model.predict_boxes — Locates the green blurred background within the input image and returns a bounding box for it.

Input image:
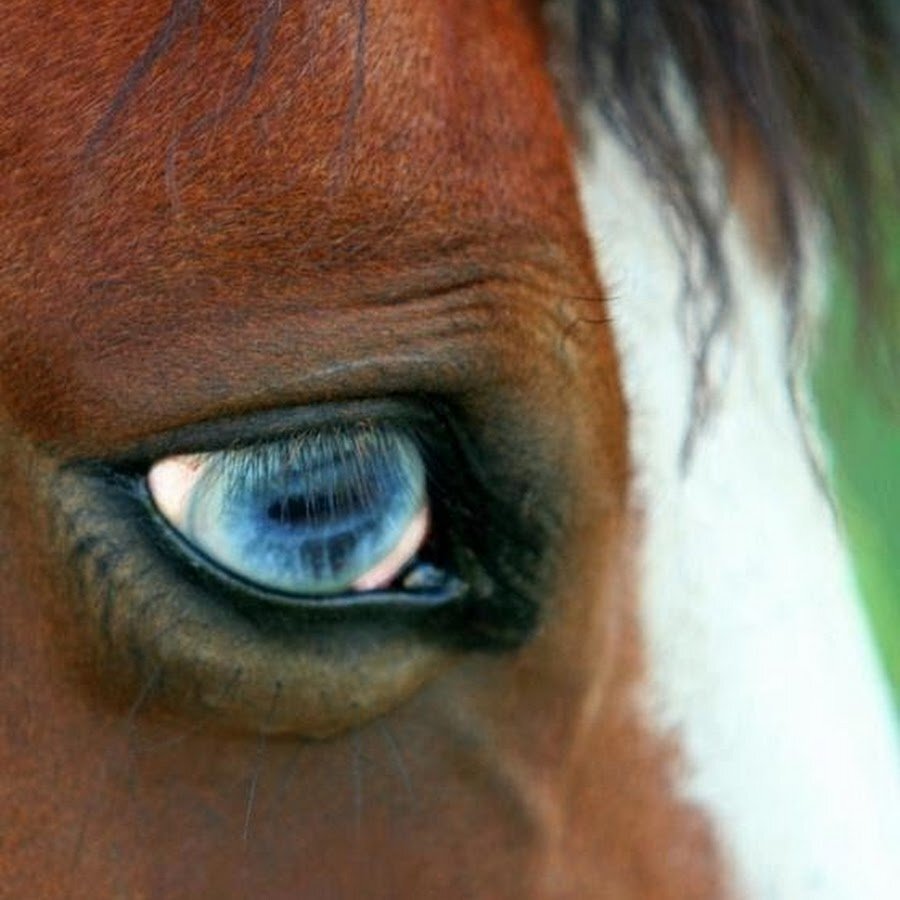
[815,237,900,708]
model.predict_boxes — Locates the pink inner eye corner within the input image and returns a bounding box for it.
[147,455,206,530]
[351,505,430,592]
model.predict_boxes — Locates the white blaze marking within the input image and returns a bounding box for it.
[575,112,900,899]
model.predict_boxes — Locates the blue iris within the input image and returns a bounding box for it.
[178,426,426,596]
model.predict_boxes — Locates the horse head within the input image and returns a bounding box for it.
[1,2,898,897]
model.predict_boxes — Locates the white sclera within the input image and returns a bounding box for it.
[147,455,205,530]
[351,505,430,591]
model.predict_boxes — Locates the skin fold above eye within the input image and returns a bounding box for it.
[147,425,431,598]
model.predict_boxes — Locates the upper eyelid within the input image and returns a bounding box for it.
[69,395,445,471]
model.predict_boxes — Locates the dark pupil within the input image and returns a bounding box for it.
[266,486,369,526]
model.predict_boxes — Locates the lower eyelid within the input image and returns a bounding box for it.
[46,464,459,735]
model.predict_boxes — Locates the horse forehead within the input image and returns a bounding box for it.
[4,0,580,255]
[0,0,596,448]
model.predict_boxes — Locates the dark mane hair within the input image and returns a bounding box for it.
[569,0,900,390]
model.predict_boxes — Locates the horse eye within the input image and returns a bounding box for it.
[147,424,433,601]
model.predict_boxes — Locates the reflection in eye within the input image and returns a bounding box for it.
[147,425,430,597]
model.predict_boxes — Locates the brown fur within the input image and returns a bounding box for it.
[0,2,733,896]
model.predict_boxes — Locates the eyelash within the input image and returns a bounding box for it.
[57,399,553,653]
